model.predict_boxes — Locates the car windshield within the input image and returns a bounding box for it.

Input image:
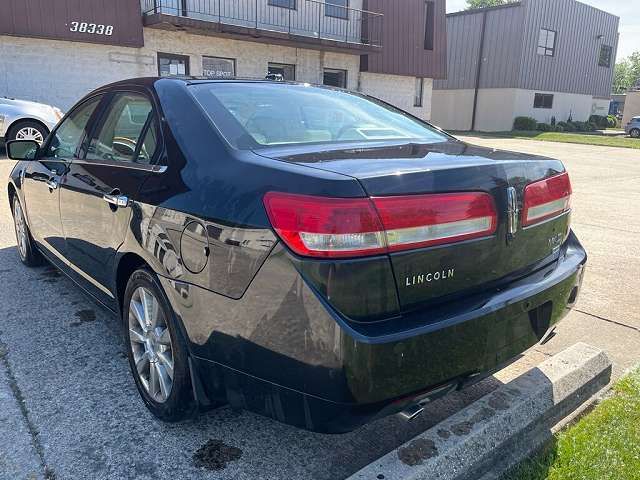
[190,82,448,149]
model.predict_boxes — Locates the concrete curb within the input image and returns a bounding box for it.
[348,343,612,480]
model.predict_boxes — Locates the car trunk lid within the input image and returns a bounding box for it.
[256,140,571,313]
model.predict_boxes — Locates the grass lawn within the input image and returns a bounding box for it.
[454,131,640,150]
[504,368,640,480]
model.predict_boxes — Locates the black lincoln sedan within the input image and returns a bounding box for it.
[5,78,586,433]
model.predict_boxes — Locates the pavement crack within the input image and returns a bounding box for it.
[0,337,56,480]
[574,309,640,334]
[533,349,553,357]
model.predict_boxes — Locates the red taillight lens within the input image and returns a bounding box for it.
[522,172,572,227]
[372,193,497,252]
[262,192,386,258]
[263,191,497,258]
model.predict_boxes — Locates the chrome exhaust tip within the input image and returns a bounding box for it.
[399,403,425,421]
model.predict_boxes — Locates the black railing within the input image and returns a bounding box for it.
[141,0,383,48]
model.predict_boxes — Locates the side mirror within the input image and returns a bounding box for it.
[6,140,40,161]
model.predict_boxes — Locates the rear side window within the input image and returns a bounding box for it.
[47,96,102,160]
[87,93,158,164]
[190,83,447,149]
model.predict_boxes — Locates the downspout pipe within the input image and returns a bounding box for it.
[470,10,487,131]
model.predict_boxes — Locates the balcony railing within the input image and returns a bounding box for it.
[141,0,383,48]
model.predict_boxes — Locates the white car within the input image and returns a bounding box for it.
[0,96,64,145]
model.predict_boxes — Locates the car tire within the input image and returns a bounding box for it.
[11,196,43,267]
[7,120,49,145]
[631,128,640,139]
[123,268,197,421]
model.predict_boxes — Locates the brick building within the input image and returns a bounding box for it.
[1,0,447,121]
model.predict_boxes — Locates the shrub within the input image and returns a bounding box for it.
[551,116,557,126]
[536,122,554,132]
[573,121,591,132]
[589,115,609,129]
[563,122,577,132]
[555,125,564,132]
[587,122,598,132]
[514,116,538,131]
[607,115,618,128]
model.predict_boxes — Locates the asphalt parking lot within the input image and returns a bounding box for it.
[1,138,639,480]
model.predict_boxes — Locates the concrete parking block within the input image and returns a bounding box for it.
[348,343,611,480]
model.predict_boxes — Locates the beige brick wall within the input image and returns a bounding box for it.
[0,30,360,110]
[359,72,433,121]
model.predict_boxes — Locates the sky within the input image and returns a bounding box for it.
[446,0,639,61]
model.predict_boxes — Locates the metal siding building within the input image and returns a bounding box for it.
[432,0,619,132]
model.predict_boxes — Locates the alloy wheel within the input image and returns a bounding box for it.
[15,126,44,144]
[128,286,174,403]
[631,129,640,139]
[13,199,28,259]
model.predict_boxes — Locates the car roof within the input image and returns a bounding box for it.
[98,76,313,89]
[83,76,350,104]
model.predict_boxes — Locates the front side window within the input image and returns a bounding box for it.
[326,0,348,19]
[534,93,554,109]
[599,45,612,68]
[190,83,448,149]
[268,0,296,9]
[268,63,296,81]
[87,93,158,164]
[47,96,102,160]
[158,52,190,76]
[537,28,556,56]
[323,68,347,88]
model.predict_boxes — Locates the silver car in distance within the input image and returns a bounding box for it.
[0,96,64,145]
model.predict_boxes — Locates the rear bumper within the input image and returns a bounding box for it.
[163,232,586,433]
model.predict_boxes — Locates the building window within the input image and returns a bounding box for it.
[158,52,189,76]
[268,63,296,81]
[268,0,296,9]
[323,68,347,88]
[537,28,556,56]
[414,78,424,107]
[424,1,435,50]
[326,0,348,19]
[534,93,554,109]
[599,45,612,68]
[202,56,236,78]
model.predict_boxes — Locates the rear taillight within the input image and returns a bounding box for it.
[522,172,572,227]
[372,193,497,252]
[263,191,497,258]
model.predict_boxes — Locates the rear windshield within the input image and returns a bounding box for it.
[190,82,447,149]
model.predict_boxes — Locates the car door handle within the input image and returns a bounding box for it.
[45,178,59,190]
[102,194,129,208]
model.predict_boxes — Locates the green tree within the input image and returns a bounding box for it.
[613,51,640,94]
[466,0,515,9]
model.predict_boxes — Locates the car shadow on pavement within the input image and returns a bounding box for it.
[0,244,507,480]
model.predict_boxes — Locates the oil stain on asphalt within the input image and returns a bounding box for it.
[70,309,96,327]
[397,438,438,466]
[39,268,61,284]
[193,439,242,470]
